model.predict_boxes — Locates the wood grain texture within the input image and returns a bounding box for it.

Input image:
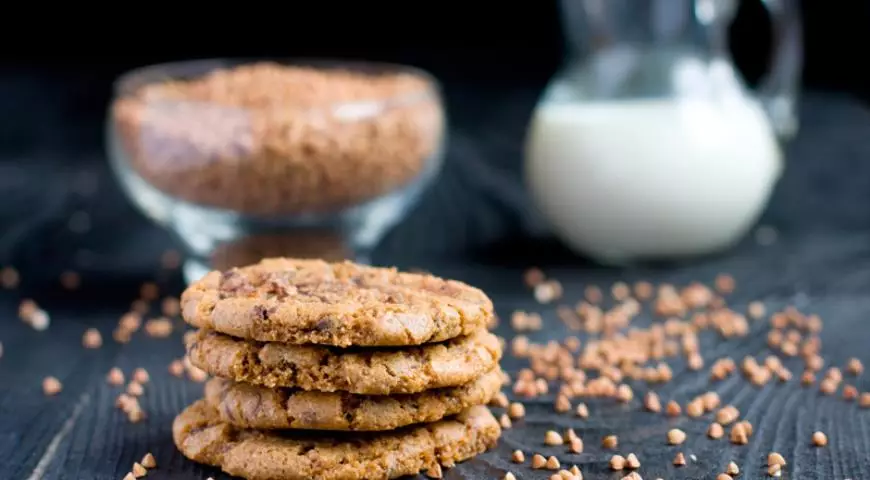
[0,91,869,479]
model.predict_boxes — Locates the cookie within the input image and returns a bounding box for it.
[204,368,505,431]
[173,399,500,480]
[181,258,494,347]
[186,328,502,394]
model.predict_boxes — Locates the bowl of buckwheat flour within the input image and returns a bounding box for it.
[107,59,445,282]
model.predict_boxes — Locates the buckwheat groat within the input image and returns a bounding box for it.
[173,400,500,480]
[204,368,505,431]
[186,328,502,395]
[181,258,494,347]
[112,62,443,215]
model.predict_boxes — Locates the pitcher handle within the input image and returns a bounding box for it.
[757,0,803,140]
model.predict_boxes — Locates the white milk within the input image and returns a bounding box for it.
[525,98,782,263]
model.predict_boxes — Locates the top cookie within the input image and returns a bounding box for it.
[181,258,494,347]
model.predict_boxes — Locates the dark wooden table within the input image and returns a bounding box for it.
[2,84,870,479]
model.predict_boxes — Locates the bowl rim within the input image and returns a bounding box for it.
[113,57,443,104]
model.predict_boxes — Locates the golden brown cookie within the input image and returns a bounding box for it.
[204,368,505,431]
[181,258,494,347]
[173,399,500,480]
[186,328,502,394]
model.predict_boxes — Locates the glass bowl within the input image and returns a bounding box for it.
[106,59,446,283]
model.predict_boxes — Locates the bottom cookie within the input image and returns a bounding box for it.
[173,399,501,480]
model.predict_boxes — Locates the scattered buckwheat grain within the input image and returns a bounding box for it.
[499,414,512,429]
[610,455,626,470]
[511,450,525,463]
[708,422,725,439]
[532,454,547,469]
[812,431,827,446]
[667,428,686,445]
[644,392,662,413]
[666,400,681,417]
[141,453,156,468]
[132,462,147,478]
[144,318,173,338]
[107,368,125,386]
[727,461,739,475]
[508,402,525,418]
[42,376,62,396]
[673,452,686,466]
[546,456,560,470]
[60,271,81,290]
[545,430,563,446]
[717,474,733,480]
[1,266,19,288]
[82,328,102,349]
[603,435,618,449]
[127,382,144,396]
[847,358,863,376]
[625,453,640,469]
[575,403,589,418]
[767,452,786,467]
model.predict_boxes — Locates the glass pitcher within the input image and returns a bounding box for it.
[525,0,802,264]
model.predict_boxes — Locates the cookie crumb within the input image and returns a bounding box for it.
[132,462,147,478]
[609,454,625,470]
[812,431,827,447]
[532,454,547,469]
[107,368,125,386]
[42,376,62,396]
[667,428,686,445]
[625,453,640,469]
[708,422,724,439]
[575,403,589,418]
[82,328,102,349]
[141,453,157,468]
[602,435,618,449]
[673,452,686,466]
[511,450,525,463]
[546,456,560,470]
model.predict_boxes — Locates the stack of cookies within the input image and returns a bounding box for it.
[173,258,503,480]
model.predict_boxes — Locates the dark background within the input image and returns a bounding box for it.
[1,1,868,157]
